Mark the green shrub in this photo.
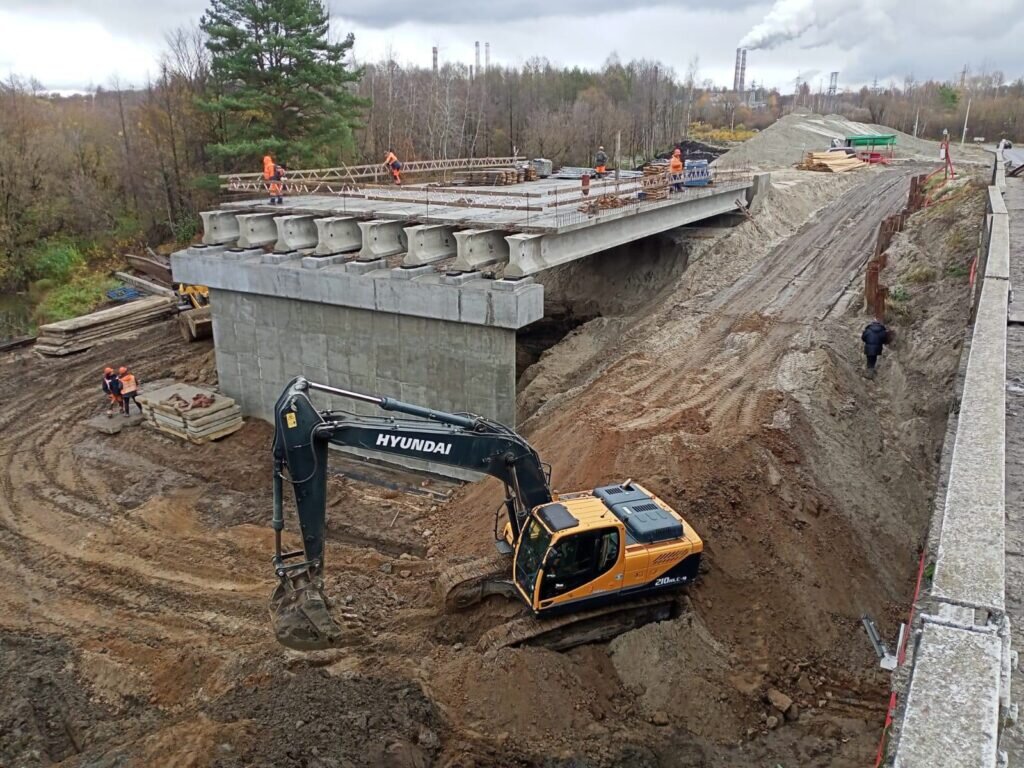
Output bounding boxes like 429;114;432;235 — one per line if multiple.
33;274;119;324
889;285;909;302
29;241;85;283
172;215;201;245
946;263;970;278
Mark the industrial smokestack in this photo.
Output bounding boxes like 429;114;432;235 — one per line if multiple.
432;46;438;74
485;42;490;72
733;48;742;92
739;49;747;93
475;41;481;75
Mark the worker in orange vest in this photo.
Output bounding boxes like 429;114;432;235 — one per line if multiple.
119;366;143;415
594;146;608;178
383;149;402;185
102;367;122;418
669;148;684;192
263;153;284;204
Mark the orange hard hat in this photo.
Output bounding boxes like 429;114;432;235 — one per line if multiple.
118;366;128;375
104;367;114;374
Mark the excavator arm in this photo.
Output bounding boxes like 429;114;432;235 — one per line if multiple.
269;376;552;650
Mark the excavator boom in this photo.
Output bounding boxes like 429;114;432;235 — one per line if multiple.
270;377;551;650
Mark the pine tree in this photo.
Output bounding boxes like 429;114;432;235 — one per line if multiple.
200;0;365;170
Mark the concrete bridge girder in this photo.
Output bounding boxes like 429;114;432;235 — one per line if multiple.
314;216;362;255
201;210;240;245
357;219;408;261
235;213;279;249
403;224;458;266
451;229;511;272
273;214;318;252
504;188;744;277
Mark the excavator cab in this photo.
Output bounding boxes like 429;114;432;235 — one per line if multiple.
511;485;702;616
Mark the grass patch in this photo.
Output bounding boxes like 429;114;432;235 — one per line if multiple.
905;266;937;284
946;263;970;278
33;273;119;324
889;285;909;302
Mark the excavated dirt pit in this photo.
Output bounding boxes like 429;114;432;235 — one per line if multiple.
0;167;984;767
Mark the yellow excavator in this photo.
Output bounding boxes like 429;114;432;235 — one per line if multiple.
270;377;704;652
175;283;212;342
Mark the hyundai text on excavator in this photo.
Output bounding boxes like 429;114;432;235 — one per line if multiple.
270;377;704;652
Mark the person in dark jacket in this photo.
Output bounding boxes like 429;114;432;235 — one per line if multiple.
861;319;890;378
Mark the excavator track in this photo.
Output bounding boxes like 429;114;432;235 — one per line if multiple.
476;594;680;653
436;554;511;612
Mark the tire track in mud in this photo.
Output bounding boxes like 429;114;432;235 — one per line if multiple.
608;168;916;438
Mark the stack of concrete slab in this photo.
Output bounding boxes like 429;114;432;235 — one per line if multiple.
138;382;243;443
36;296;177;356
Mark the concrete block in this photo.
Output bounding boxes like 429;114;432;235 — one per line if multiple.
894;619;1002;768
223;247;265;261
262;251;303;265
403;224;457;266
440;271;483;285
746;172;772;215
236;213;279;249
451;229;510;272
201;210;239;245
302;254;349;270
458;285;493;325
187;244;228;257
344;258;387;275
314;216;362;255
932;278;1008;612
986;212;1009;280
491;276;534;292
989;186;1008;216
391;265;437;280
317;270;377;310
274;214;318;252
357;219;407;260
373;275;461;322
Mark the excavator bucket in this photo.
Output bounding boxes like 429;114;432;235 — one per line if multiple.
269;577;343;651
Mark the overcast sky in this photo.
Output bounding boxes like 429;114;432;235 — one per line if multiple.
2;0;1024;94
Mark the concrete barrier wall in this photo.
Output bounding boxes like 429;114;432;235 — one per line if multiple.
889;164;1013;766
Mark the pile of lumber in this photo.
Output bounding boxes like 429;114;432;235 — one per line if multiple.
643;162;669;176
36;296;177;356
639;174;670;201
138;382;243;443
578;194;630;214
798;152;867;173
454;168;520;185
523;166;538;182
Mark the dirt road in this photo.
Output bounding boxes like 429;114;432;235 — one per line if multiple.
0;166;980;767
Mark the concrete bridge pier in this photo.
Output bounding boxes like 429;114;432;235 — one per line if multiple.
403;225;458;266
274;214;318;252
236;213;279;249
451;229;511;272
357;219;407;261
314;216;362;255
201;211;240;245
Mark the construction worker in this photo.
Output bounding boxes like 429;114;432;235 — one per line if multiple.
669;148;684;192
119;366;143;415
263;153;284;204
102;367;122;418
595;146;608;178
861;318;891;379
383;149;402;185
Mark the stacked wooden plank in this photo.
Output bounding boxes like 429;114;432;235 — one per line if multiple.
453;168;520;185
640;173;670;201
36;296;177;356
643;161;669;176
138;382;243;443
798;152;867;173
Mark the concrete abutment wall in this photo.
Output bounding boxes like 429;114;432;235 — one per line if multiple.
212;288;518;427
